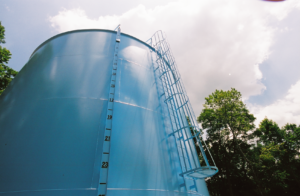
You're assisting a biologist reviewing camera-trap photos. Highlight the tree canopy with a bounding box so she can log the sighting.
[198,88,300,196]
[0,21,18,95]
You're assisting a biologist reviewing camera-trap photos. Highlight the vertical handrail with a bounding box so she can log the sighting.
[148,30,218,181]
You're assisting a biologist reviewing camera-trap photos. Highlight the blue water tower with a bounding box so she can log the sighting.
[0,26,217,196]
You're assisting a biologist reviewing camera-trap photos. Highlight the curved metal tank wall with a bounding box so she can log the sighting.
[0,29,209,196]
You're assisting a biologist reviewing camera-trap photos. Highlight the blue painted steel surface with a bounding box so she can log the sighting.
[0,29,210,196]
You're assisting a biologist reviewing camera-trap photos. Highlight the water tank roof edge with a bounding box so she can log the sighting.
[30,29,155,58]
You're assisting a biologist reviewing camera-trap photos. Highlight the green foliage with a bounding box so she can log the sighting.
[198,88,259,196]
[252,119,300,195]
[198,88,300,196]
[0,21,18,95]
[198,88,256,141]
[0,21,6,44]
[254,118,284,145]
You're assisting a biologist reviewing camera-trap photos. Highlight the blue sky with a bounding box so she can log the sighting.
[1,0,299,127]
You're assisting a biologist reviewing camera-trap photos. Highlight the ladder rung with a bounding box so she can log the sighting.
[168,125,198,137]
[159,70,171,78]
[154,66,160,72]
[176,100,188,110]
[164,92,184,103]
[184,132,200,141]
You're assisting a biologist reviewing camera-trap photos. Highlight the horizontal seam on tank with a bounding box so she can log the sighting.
[0,98,108,112]
[119,58,151,70]
[106,188,205,195]
[38,97,108,101]
[0,188,97,194]
[114,100,158,113]
[54,54,94,57]
[52,54,111,58]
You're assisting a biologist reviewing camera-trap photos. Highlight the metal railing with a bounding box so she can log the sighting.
[147,30,218,181]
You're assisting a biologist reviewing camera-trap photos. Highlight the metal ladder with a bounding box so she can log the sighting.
[147,31,218,187]
[97,25,121,196]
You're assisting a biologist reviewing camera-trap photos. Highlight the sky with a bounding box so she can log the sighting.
[1,0,299,127]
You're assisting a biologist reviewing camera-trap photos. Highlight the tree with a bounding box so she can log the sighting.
[197,88,300,196]
[281,123,300,195]
[253,118,287,195]
[253,118,300,195]
[0,21,18,95]
[253,118,284,145]
[198,88,262,196]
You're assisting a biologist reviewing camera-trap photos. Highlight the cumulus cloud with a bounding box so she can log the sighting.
[49,8,120,31]
[249,80,300,127]
[49,0,299,124]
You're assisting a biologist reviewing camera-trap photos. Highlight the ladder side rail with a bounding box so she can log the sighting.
[160,37,172,62]
[159,63,172,99]
[161,75,177,133]
[184,93,217,167]
[161,66,183,135]
[169,84,200,169]
[156,38,200,171]
[156,60,192,180]
[169,63,210,167]
[160,36,212,168]
[175,62,213,168]
[155,50,177,82]
[161,40,175,68]
[161,40,175,70]
[159,42,204,190]
[151,30,218,178]
[153,31,216,175]
[156,32,171,65]
[151,51,188,186]
[161,59,197,171]
[158,56,193,172]
[175,79,211,167]
[170,81,214,174]
[157,58,193,190]
[177,108,199,170]
[173,92,200,156]
[182,91,216,166]
[156,56,190,172]
[159,42,205,168]
[161,35,213,167]
[160,50,200,170]
[179,98,204,168]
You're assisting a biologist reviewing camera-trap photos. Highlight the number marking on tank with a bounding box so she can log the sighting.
[98,25,121,196]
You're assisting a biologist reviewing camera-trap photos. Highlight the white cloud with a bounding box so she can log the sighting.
[49,0,300,124]
[49,8,119,31]
[249,80,300,127]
